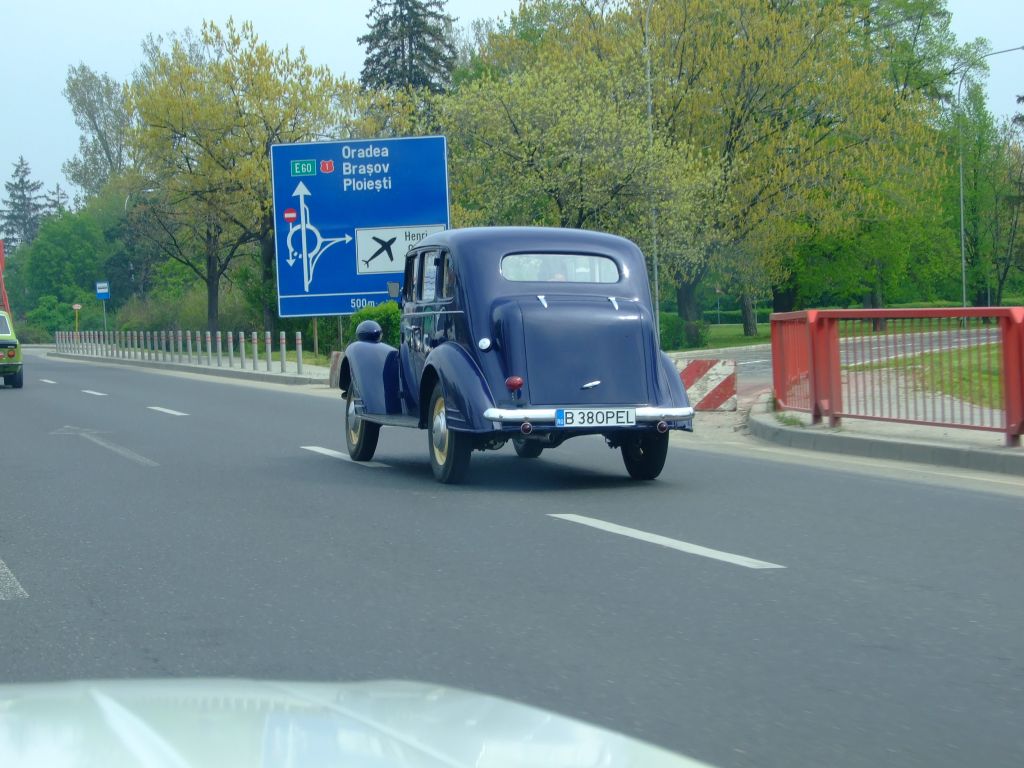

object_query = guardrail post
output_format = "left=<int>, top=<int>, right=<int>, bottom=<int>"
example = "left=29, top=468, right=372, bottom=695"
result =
left=296, top=332, right=303, bottom=375
left=216, top=331, right=223, bottom=367
left=186, top=330, right=193, bottom=363
left=803, top=313, right=841, bottom=427
left=265, top=331, right=272, bottom=372
left=251, top=332, right=258, bottom=371
left=205, top=331, right=213, bottom=366
left=279, top=331, right=286, bottom=373
left=1002, top=308, right=1024, bottom=447
left=227, top=331, right=234, bottom=367
left=239, top=331, right=246, bottom=368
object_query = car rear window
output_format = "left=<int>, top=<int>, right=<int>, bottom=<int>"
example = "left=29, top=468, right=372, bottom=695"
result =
left=500, top=253, right=620, bottom=284
left=0, top=315, right=10, bottom=335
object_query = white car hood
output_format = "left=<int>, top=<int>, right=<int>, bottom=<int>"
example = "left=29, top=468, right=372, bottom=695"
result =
left=0, top=678, right=713, bottom=767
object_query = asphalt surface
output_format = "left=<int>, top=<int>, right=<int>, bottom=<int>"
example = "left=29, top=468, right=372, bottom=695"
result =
left=2, top=349, right=1023, bottom=768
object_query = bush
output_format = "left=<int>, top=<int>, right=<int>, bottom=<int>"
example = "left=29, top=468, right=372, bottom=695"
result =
left=348, top=301, right=401, bottom=347
left=12, top=324, right=53, bottom=344
left=683, top=320, right=710, bottom=349
left=659, top=312, right=684, bottom=350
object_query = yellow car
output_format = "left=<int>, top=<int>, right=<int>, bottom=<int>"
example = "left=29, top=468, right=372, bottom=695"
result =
left=0, top=310, right=23, bottom=388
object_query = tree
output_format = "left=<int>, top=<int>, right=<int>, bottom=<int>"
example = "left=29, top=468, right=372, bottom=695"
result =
left=62, top=64, right=132, bottom=197
left=0, top=157, right=44, bottom=250
left=42, top=184, right=71, bottom=217
left=129, top=21, right=341, bottom=331
left=359, top=0, right=457, bottom=93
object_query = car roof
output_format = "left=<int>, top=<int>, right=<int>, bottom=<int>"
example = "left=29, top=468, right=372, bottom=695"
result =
left=419, top=226, right=641, bottom=258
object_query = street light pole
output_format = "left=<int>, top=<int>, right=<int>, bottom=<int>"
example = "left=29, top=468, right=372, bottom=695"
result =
left=643, top=0, right=660, bottom=341
left=956, top=45, right=1023, bottom=308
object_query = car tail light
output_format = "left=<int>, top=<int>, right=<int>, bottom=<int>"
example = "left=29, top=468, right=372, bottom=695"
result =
left=505, top=376, right=524, bottom=392
left=5, top=349, right=14, bottom=358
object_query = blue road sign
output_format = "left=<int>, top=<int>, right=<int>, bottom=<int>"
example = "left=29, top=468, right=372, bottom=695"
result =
left=269, top=136, right=450, bottom=317
left=95, top=281, right=110, bottom=300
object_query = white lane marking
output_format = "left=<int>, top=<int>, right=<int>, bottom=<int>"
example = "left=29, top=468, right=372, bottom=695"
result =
left=549, top=513, right=786, bottom=570
left=737, top=359, right=769, bottom=366
left=147, top=406, right=189, bottom=416
left=81, top=389, right=108, bottom=396
left=51, top=426, right=159, bottom=467
left=40, top=379, right=57, bottom=384
left=79, top=432, right=160, bottom=467
left=301, top=445, right=390, bottom=468
left=0, top=558, right=29, bottom=600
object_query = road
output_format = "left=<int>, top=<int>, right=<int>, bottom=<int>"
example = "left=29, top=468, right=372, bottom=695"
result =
left=2, top=349, right=1023, bottom=767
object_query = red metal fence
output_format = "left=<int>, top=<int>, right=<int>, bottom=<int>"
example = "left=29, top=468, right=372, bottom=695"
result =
left=771, top=308, right=1024, bottom=447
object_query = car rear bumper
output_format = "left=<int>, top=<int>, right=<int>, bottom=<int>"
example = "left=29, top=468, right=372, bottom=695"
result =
left=482, top=405, right=694, bottom=426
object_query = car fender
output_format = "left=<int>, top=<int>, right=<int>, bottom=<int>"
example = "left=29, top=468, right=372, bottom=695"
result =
left=341, top=341, right=403, bottom=416
left=421, top=343, right=495, bottom=432
left=657, top=352, right=692, bottom=408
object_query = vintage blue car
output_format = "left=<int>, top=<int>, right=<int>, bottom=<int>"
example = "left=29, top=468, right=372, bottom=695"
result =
left=339, top=227, right=694, bottom=483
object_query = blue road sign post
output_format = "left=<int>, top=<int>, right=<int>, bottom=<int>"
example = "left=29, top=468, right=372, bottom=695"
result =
left=95, top=281, right=110, bottom=333
left=269, top=136, right=450, bottom=318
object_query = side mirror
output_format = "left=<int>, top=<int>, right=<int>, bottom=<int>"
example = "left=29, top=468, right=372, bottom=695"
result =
left=355, top=320, right=383, bottom=343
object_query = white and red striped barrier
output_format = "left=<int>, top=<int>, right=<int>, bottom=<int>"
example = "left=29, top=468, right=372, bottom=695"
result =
left=678, top=359, right=737, bottom=411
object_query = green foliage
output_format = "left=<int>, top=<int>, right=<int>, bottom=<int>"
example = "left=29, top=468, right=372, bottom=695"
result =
left=20, top=210, right=113, bottom=307
left=1, top=156, right=44, bottom=249
left=359, top=0, right=457, bottom=93
left=25, top=295, right=73, bottom=334
left=13, top=324, right=53, bottom=344
left=348, top=301, right=402, bottom=347
left=683, top=321, right=710, bottom=350
left=114, top=284, right=254, bottom=331
left=659, top=313, right=684, bottom=351
left=62, top=64, right=131, bottom=197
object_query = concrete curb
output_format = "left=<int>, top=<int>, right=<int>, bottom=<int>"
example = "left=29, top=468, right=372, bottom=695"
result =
left=746, top=400, right=1024, bottom=477
left=668, top=342, right=770, bottom=358
left=47, top=351, right=330, bottom=387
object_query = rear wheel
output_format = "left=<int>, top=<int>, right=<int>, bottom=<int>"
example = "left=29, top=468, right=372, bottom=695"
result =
left=428, top=383, right=472, bottom=484
left=345, top=381, right=379, bottom=461
left=512, top=437, right=543, bottom=458
left=621, top=432, right=669, bottom=480
left=6, top=369, right=23, bottom=389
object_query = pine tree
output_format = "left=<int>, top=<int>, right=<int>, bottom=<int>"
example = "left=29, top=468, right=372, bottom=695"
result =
left=358, top=0, right=457, bottom=93
left=0, top=157, right=44, bottom=250
left=42, top=183, right=70, bottom=217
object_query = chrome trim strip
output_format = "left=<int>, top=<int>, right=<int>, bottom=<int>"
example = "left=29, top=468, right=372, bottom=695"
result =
left=482, top=406, right=694, bottom=423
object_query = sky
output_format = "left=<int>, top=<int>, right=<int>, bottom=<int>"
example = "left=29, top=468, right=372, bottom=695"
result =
left=1, top=0, right=1022, bottom=198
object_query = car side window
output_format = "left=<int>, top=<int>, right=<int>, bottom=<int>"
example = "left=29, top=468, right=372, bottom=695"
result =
left=419, top=249, right=440, bottom=302
left=438, top=252, right=456, bottom=302
left=403, top=252, right=419, bottom=302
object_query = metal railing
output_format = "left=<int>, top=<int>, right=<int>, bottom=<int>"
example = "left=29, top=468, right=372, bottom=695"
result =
left=771, top=308, right=1024, bottom=446
left=55, top=329, right=308, bottom=377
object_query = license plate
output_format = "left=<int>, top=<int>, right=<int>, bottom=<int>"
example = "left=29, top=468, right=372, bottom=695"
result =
left=555, top=407, right=636, bottom=428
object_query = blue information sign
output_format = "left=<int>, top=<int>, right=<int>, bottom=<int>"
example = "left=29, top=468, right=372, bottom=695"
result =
left=95, top=281, right=110, bottom=300
left=269, top=136, right=450, bottom=317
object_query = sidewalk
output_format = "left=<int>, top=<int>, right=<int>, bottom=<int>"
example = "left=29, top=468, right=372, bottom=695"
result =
left=743, top=389, right=1024, bottom=477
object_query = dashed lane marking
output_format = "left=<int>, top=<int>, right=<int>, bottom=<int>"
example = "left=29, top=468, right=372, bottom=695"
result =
left=81, top=390, right=107, bottom=396
left=0, top=559, right=29, bottom=600
left=147, top=407, right=189, bottom=416
left=301, top=445, right=391, bottom=468
left=40, top=379, right=57, bottom=384
left=549, top=513, right=786, bottom=570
